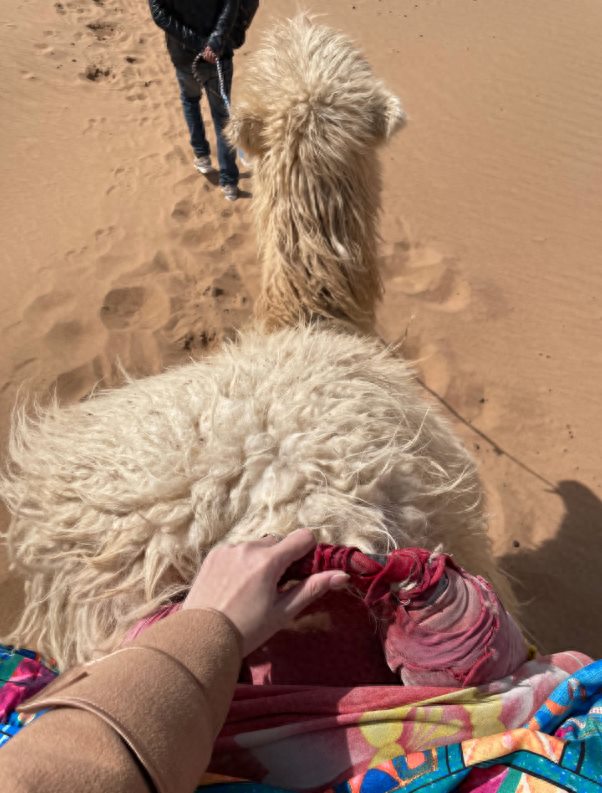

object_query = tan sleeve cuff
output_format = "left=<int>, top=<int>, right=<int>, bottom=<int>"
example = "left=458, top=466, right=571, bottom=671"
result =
left=19, top=609, right=242, bottom=793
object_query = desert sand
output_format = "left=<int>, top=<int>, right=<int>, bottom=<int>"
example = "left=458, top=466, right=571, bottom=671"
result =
left=1, top=0, right=601, bottom=657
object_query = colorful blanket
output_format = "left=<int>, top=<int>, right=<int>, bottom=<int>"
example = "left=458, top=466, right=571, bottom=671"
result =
left=2, top=644, right=601, bottom=790
left=0, top=645, right=56, bottom=747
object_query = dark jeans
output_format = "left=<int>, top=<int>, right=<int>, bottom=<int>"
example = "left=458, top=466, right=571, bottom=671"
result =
left=175, top=59, right=239, bottom=187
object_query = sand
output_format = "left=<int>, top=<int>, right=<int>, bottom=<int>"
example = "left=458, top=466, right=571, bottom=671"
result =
left=1, top=0, right=601, bottom=657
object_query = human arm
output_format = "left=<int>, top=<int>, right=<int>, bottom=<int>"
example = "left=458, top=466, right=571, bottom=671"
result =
left=3, top=609, right=242, bottom=793
left=148, top=0, right=206, bottom=52
left=205, top=0, right=240, bottom=59
left=1, top=530, right=348, bottom=793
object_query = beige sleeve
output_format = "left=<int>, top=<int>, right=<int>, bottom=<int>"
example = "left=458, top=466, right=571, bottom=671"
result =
left=0, top=608, right=242, bottom=793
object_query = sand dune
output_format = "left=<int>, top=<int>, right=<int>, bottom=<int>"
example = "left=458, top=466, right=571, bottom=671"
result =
left=1, top=0, right=601, bottom=656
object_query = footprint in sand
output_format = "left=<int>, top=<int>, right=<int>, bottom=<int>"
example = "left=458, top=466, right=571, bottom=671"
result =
left=100, top=285, right=170, bottom=331
left=400, top=337, right=493, bottom=433
left=224, top=232, right=246, bottom=250
left=53, top=357, right=104, bottom=403
left=444, top=371, right=490, bottom=424
left=94, top=225, right=115, bottom=240
left=83, top=64, right=112, bottom=82
left=387, top=242, right=471, bottom=313
left=23, top=290, right=75, bottom=326
left=123, top=250, right=171, bottom=280
left=178, top=218, right=221, bottom=249
left=164, top=265, right=253, bottom=357
left=378, top=239, right=412, bottom=278
left=165, top=146, right=190, bottom=166
left=101, top=287, right=146, bottom=329
left=45, top=319, right=95, bottom=358
left=180, top=228, right=207, bottom=249
left=171, top=199, right=192, bottom=222
left=86, top=21, right=116, bottom=41
left=399, top=338, right=453, bottom=399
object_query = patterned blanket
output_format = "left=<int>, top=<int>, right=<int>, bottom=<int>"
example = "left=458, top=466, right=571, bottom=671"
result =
left=1, top=645, right=601, bottom=791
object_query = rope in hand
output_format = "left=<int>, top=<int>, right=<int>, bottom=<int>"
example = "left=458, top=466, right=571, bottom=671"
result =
left=191, top=51, right=231, bottom=115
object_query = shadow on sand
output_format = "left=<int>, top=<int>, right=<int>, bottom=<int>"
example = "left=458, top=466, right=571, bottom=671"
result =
left=501, top=480, right=602, bottom=659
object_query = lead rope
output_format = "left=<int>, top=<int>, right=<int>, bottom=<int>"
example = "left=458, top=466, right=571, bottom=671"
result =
left=191, top=52, right=231, bottom=116
left=216, top=58, right=231, bottom=114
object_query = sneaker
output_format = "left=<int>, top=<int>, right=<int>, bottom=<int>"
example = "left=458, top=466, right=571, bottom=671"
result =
left=222, top=184, right=239, bottom=202
left=194, top=155, right=214, bottom=174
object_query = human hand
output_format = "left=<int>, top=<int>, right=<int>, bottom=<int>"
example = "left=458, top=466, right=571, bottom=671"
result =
left=202, top=45, right=218, bottom=64
left=182, top=529, right=349, bottom=655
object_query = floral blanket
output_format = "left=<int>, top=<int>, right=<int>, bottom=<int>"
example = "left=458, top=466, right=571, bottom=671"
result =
left=1, top=645, right=601, bottom=791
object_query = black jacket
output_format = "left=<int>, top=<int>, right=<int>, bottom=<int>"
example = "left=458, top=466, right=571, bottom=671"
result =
left=148, top=0, right=239, bottom=67
left=229, top=0, right=259, bottom=49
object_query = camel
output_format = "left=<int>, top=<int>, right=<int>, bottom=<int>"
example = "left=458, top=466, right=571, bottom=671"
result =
left=0, top=16, right=515, bottom=670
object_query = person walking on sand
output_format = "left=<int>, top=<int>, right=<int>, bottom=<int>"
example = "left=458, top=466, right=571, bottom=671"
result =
left=149, top=0, right=241, bottom=201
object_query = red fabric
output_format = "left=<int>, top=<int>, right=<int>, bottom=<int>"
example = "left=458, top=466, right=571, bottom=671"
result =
left=244, top=589, right=398, bottom=685
left=127, top=544, right=528, bottom=688
left=282, top=545, right=450, bottom=608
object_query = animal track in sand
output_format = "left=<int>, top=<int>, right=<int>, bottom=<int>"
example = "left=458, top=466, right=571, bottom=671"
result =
left=400, top=338, right=453, bottom=399
left=53, top=358, right=104, bottom=403
left=171, top=199, right=192, bottom=222
left=164, top=265, right=253, bottom=357
left=387, top=242, right=471, bottom=313
left=83, top=64, right=112, bottom=82
left=224, top=232, right=246, bottom=250
left=177, top=217, right=223, bottom=249
left=94, top=225, right=115, bottom=240
left=100, top=285, right=170, bottom=331
left=23, top=290, right=75, bottom=326
left=49, top=0, right=140, bottom=92
left=83, top=116, right=107, bottom=135
left=101, top=287, right=145, bottom=328
left=165, top=146, right=190, bottom=166
left=45, top=319, right=92, bottom=356
left=180, top=228, right=207, bottom=249
left=378, top=239, right=412, bottom=278
left=123, top=251, right=171, bottom=279
left=86, top=21, right=116, bottom=41
left=444, top=372, right=490, bottom=425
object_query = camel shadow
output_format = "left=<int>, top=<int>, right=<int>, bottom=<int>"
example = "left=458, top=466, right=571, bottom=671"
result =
left=501, top=480, right=602, bottom=659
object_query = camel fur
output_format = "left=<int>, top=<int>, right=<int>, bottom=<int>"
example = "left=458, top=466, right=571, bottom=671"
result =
left=0, top=16, right=514, bottom=669
left=226, top=16, right=405, bottom=331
